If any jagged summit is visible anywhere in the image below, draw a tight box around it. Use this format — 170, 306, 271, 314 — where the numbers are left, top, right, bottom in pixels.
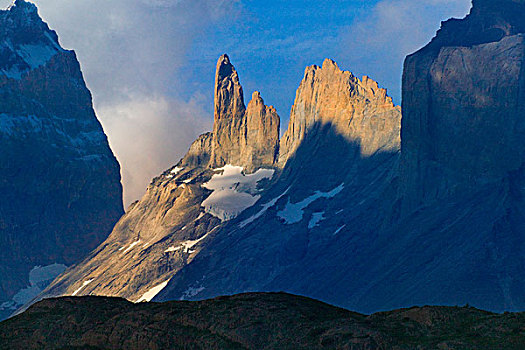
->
279, 58, 400, 164
6, 0, 37, 13
22, 54, 280, 309
418, 0, 525, 53
0, 0, 65, 79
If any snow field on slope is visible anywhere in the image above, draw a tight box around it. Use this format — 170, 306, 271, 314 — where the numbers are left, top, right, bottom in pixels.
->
278, 184, 344, 224
202, 165, 274, 221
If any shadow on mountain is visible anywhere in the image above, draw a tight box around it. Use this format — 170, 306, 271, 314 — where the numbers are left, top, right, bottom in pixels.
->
157, 116, 525, 314
156, 120, 401, 310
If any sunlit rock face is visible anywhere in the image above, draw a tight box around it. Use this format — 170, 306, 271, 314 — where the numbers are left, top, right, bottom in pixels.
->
0, 0, 123, 318
211, 54, 280, 171
25, 55, 281, 308
279, 58, 401, 164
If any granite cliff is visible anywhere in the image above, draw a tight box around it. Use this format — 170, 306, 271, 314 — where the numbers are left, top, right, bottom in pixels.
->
211, 55, 280, 170
0, 0, 123, 319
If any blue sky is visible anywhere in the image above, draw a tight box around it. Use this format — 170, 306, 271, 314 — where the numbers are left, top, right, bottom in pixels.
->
2, 0, 471, 203
183, 1, 376, 119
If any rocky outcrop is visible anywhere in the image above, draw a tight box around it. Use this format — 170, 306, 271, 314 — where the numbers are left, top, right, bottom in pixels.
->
280, 59, 400, 164
0, 0, 123, 318
4, 293, 523, 350
25, 55, 280, 307
210, 54, 280, 171
241, 92, 280, 170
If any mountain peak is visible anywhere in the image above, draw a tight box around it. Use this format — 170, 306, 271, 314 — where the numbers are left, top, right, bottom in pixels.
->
10, 0, 37, 11
5, 0, 39, 21
279, 58, 401, 163
0, 0, 64, 79
216, 54, 235, 82
213, 53, 244, 121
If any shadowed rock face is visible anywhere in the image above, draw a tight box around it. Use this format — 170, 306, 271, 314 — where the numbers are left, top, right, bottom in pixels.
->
3, 293, 525, 350
0, 0, 123, 318
400, 0, 525, 210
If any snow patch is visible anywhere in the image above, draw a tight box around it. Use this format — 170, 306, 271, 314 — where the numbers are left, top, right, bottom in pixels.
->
165, 233, 210, 254
278, 184, 344, 224
308, 212, 326, 229
120, 240, 141, 253
17, 43, 59, 70
136, 279, 171, 302
182, 285, 205, 299
240, 188, 290, 228
202, 165, 274, 221
2, 264, 67, 308
0, 32, 63, 79
171, 167, 184, 175
334, 225, 346, 235
71, 279, 94, 296
165, 246, 182, 253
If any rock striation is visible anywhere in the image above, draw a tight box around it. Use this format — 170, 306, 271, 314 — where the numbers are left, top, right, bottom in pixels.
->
25, 54, 281, 307
0, 0, 123, 319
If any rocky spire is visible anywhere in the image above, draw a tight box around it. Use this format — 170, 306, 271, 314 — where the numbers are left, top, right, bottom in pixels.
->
209, 54, 247, 168
210, 55, 280, 170
241, 91, 280, 171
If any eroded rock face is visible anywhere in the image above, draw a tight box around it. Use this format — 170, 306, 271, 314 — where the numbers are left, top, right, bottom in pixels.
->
0, 0, 123, 317
279, 59, 401, 164
26, 55, 280, 307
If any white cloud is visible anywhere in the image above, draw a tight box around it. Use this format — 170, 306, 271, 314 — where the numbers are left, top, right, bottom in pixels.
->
3, 0, 238, 204
98, 94, 211, 205
338, 0, 472, 103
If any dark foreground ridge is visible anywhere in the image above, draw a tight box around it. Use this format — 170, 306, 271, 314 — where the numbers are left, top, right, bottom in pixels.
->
2, 293, 525, 350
